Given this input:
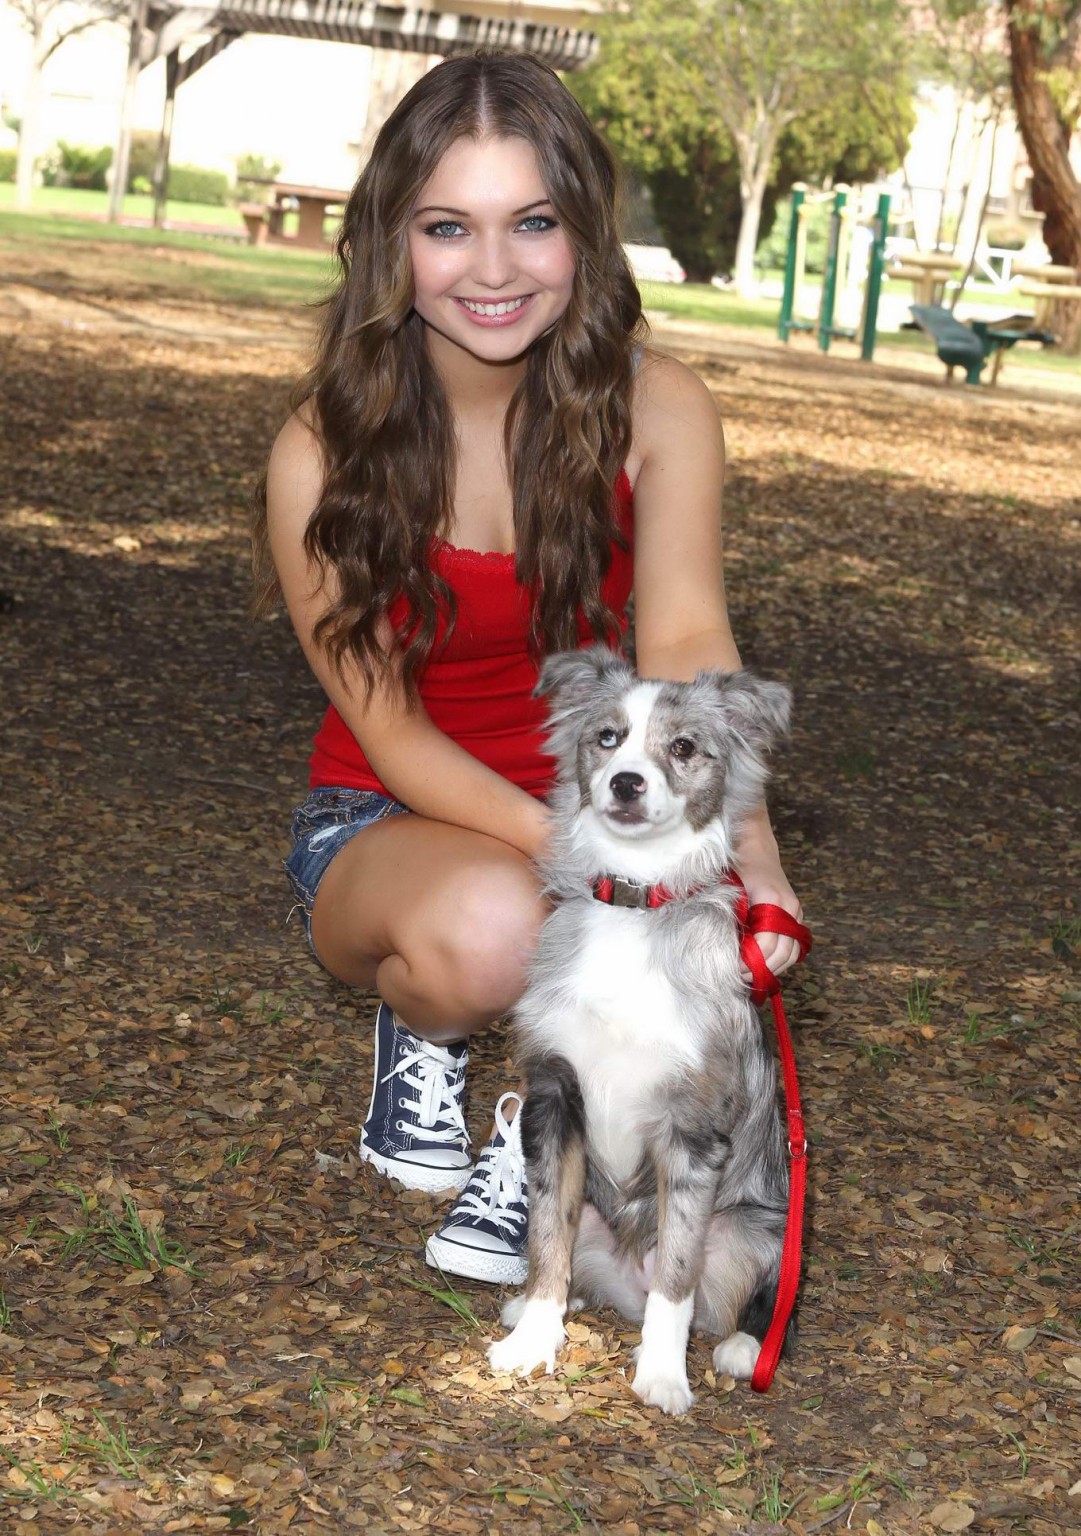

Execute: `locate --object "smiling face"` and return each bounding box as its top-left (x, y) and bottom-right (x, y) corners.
top-left (407, 135), bottom-right (577, 365)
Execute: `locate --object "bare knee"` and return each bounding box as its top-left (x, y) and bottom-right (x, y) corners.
top-left (419, 863), bottom-right (545, 1019)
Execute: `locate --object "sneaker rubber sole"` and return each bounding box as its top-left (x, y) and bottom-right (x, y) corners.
top-left (424, 1232), bottom-right (529, 1285)
top-left (359, 1139), bottom-right (473, 1195)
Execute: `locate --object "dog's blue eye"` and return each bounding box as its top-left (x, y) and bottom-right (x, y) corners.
top-left (598, 729), bottom-right (619, 749)
top-left (671, 737), bottom-right (696, 760)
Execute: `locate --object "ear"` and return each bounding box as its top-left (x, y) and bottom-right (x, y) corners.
top-left (697, 668), bottom-right (792, 751)
top-left (534, 645), bottom-right (633, 707)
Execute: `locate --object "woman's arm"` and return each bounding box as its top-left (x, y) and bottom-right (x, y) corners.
top-left (265, 411), bottom-right (550, 860)
top-left (629, 354), bottom-right (804, 974)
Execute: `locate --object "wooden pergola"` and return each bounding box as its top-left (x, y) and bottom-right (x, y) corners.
top-left (109, 0), bottom-right (600, 224)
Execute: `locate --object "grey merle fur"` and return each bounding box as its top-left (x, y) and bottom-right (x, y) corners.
top-left (494, 647), bottom-right (796, 1401)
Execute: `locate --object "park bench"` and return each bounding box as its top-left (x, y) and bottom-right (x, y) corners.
top-left (909, 303), bottom-right (1055, 385)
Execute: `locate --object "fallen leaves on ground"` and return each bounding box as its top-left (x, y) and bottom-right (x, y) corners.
top-left (0, 235), bottom-right (1078, 1534)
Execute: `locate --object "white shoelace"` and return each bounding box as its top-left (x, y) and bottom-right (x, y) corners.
top-left (453, 1092), bottom-right (526, 1236)
top-left (382, 1034), bottom-right (469, 1146)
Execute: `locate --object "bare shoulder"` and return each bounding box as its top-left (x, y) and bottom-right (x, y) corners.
top-left (631, 349), bottom-right (723, 461)
top-left (626, 349), bottom-right (724, 494)
top-left (266, 402), bottom-right (326, 532)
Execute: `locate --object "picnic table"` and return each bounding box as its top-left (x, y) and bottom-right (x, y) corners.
top-left (909, 304), bottom-right (1056, 384)
top-left (239, 182), bottom-right (351, 250)
top-left (1010, 261), bottom-right (1081, 329)
top-left (886, 251), bottom-right (962, 306)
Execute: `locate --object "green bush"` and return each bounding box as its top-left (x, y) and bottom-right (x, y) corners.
top-left (126, 130), bottom-right (160, 191)
top-left (757, 195), bottom-right (831, 276)
top-left (166, 163), bottom-right (230, 205)
top-left (984, 221), bottom-right (1028, 252)
top-left (43, 141), bottom-right (113, 191)
top-left (234, 152), bottom-right (281, 205)
top-left (0, 149), bottom-right (15, 183)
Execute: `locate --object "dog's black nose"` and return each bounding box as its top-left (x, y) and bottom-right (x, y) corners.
top-left (610, 771), bottom-right (646, 802)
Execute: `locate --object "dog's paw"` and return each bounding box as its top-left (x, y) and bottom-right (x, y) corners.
top-left (712, 1331), bottom-right (760, 1380)
top-left (499, 1293), bottom-right (528, 1329)
top-left (631, 1355), bottom-right (694, 1416)
top-left (487, 1298), bottom-right (565, 1376)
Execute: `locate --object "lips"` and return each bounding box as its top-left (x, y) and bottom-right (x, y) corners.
top-left (453, 294), bottom-right (535, 325)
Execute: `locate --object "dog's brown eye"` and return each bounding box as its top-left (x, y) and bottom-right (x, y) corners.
top-left (598, 728), bottom-right (619, 749)
top-left (671, 737), bottom-right (696, 760)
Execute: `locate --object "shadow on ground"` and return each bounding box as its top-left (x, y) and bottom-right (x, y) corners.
top-left (1, 285), bottom-right (1078, 1534)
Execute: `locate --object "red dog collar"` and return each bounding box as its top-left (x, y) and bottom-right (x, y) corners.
top-left (590, 875), bottom-right (680, 909)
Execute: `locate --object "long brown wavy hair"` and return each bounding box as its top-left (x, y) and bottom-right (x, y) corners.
top-left (251, 48), bottom-right (646, 699)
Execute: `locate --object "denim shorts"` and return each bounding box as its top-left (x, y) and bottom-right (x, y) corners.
top-left (284, 786), bottom-right (410, 952)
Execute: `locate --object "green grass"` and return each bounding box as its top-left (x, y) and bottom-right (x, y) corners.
top-left (0, 1450), bottom-right (77, 1507)
top-left (639, 277), bottom-right (778, 330)
top-left (57, 1187), bottom-right (198, 1273)
top-left (0, 182), bottom-right (249, 230)
top-left (2, 199), bottom-right (1075, 376)
top-left (401, 1270), bottom-right (483, 1332)
top-left (640, 273), bottom-right (1079, 376)
top-left (906, 978), bottom-right (934, 1027)
top-left (1051, 913), bottom-right (1081, 959)
top-left (0, 1290), bottom-right (11, 1332)
top-left (69, 1410), bottom-right (160, 1478)
top-left (0, 205), bottom-right (337, 307)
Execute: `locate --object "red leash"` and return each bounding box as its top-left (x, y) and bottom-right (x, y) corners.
top-left (590, 869), bottom-right (812, 1391)
top-left (726, 876), bottom-right (812, 1393)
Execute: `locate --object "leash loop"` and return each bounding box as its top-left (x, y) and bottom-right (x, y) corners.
top-left (724, 873), bottom-right (812, 1393)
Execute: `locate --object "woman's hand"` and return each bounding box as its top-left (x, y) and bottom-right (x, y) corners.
top-left (733, 822), bottom-right (805, 984)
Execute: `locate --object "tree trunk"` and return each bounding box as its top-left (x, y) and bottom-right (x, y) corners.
top-left (1006, 0), bottom-right (1081, 349)
top-left (733, 155), bottom-right (772, 299)
top-left (15, 45), bottom-right (45, 212)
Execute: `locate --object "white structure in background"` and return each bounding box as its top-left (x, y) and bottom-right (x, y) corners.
top-left (891, 79), bottom-right (1081, 266)
top-left (0, 0), bottom-right (597, 190)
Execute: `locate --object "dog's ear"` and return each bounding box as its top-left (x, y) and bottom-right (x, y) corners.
top-left (535, 646), bottom-right (633, 707)
top-left (696, 669), bottom-right (791, 751)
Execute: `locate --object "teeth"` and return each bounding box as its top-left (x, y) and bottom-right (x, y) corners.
top-left (460, 296), bottom-right (529, 317)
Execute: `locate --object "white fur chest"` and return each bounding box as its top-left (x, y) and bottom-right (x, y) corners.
top-left (541, 904), bottom-right (701, 1184)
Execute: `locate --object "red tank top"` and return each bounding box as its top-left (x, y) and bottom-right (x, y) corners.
top-left (309, 468), bottom-right (635, 799)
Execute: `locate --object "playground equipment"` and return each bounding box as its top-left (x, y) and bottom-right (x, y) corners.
top-left (910, 305), bottom-right (1055, 385)
top-left (778, 184), bottom-right (891, 360)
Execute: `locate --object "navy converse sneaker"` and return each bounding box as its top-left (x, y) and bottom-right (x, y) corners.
top-left (359, 1003), bottom-right (473, 1194)
top-left (424, 1092), bottom-right (528, 1284)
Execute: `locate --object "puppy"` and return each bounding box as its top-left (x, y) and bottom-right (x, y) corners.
top-left (487, 647), bottom-right (793, 1415)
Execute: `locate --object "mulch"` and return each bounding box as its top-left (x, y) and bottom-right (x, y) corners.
top-left (0, 244), bottom-right (1079, 1535)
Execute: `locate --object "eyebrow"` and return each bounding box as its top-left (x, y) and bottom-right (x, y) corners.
top-left (413, 198), bottom-right (554, 218)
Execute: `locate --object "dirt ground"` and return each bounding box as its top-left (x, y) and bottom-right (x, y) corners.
top-left (1, 242), bottom-right (1079, 1536)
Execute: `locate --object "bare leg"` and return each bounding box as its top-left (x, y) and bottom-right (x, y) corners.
top-left (310, 814), bottom-right (546, 1041)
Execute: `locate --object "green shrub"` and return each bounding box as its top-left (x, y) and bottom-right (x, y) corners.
top-left (234, 152), bottom-right (281, 205)
top-left (166, 163), bottom-right (230, 205)
top-left (0, 149), bottom-right (15, 183)
top-left (757, 195), bottom-right (831, 276)
top-left (984, 221), bottom-right (1028, 252)
top-left (44, 141), bottom-right (113, 190)
top-left (126, 130), bottom-right (160, 190)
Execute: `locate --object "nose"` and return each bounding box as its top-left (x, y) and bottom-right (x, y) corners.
top-left (472, 231), bottom-right (516, 290)
top-left (610, 771), bottom-right (646, 803)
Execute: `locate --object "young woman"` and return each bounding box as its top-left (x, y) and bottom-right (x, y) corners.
top-left (253, 50), bottom-right (802, 1287)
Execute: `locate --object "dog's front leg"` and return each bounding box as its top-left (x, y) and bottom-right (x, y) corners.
top-left (487, 1056), bottom-right (586, 1377)
top-left (631, 1128), bottom-right (723, 1416)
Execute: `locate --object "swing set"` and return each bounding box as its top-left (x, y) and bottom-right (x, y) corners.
top-left (777, 184), bottom-right (892, 361)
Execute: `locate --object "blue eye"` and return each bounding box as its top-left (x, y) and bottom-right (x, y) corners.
top-left (424, 220), bottom-right (465, 239)
top-left (519, 215), bottom-right (557, 233)
top-left (598, 728), bottom-right (619, 749)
